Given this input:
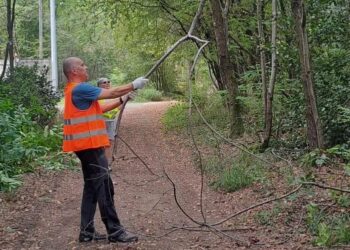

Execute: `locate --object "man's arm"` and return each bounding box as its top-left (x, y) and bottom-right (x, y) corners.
top-left (98, 83), bottom-right (133, 100)
top-left (99, 98), bottom-right (123, 113)
top-left (98, 77), bottom-right (148, 100)
top-left (100, 91), bottom-right (137, 113)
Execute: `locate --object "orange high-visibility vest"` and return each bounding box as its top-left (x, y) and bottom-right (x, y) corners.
top-left (63, 82), bottom-right (110, 152)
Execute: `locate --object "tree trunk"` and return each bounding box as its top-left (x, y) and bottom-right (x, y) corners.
top-left (291, 0), bottom-right (324, 149)
top-left (210, 0), bottom-right (243, 138)
top-left (8, 0), bottom-right (16, 70)
top-left (1, 0), bottom-right (16, 80)
top-left (257, 0), bottom-right (267, 135)
top-left (261, 0), bottom-right (278, 149)
top-left (0, 45), bottom-right (9, 80)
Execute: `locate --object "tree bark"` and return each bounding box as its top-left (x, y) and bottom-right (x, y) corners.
top-left (0, 0), bottom-right (16, 80)
top-left (261, 0), bottom-right (278, 149)
top-left (291, 0), bottom-right (324, 149)
top-left (257, 0), bottom-right (267, 135)
top-left (210, 0), bottom-right (243, 138)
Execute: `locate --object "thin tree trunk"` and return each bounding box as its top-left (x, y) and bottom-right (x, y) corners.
top-left (1, 0), bottom-right (16, 78)
top-left (262, 0), bottom-right (278, 149)
top-left (257, 0), bottom-right (267, 131)
top-left (291, 0), bottom-right (324, 149)
top-left (8, 0), bottom-right (16, 70)
top-left (0, 0), bottom-right (16, 80)
top-left (210, 0), bottom-right (243, 138)
top-left (0, 45), bottom-right (9, 80)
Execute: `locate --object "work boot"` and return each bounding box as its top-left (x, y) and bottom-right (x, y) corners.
top-left (108, 229), bottom-right (138, 243)
top-left (79, 231), bottom-right (106, 242)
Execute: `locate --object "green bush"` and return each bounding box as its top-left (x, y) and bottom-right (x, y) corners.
top-left (161, 102), bottom-right (189, 131)
top-left (306, 203), bottom-right (350, 247)
top-left (0, 64), bottom-right (60, 126)
top-left (0, 106), bottom-right (65, 191)
top-left (162, 86), bottom-right (230, 133)
top-left (137, 88), bottom-right (163, 102)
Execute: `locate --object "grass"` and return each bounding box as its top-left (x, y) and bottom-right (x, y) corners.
top-left (206, 153), bottom-right (266, 192)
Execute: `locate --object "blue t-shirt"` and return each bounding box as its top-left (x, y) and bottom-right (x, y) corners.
top-left (72, 83), bottom-right (102, 110)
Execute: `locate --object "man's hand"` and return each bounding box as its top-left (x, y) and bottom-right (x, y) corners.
top-left (128, 91), bottom-right (138, 100)
top-left (132, 77), bottom-right (148, 90)
top-left (121, 91), bottom-right (137, 103)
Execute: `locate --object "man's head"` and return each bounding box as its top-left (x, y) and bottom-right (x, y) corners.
top-left (63, 57), bottom-right (88, 82)
top-left (97, 78), bottom-right (111, 89)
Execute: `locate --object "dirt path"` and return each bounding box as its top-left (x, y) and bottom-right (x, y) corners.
top-left (1, 101), bottom-right (312, 250)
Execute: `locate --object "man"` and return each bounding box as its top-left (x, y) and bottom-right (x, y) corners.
top-left (62, 57), bottom-right (148, 243)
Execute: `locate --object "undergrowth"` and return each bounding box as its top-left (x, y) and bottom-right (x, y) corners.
top-left (205, 153), bottom-right (266, 192)
top-left (161, 81), bottom-right (350, 248)
top-left (307, 203), bottom-right (350, 247)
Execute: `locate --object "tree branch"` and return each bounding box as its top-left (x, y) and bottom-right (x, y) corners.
top-left (210, 185), bottom-right (303, 226)
top-left (302, 182), bottom-right (350, 193)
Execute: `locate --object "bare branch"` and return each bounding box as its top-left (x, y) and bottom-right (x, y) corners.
top-left (302, 182), bottom-right (350, 193)
top-left (188, 0), bottom-right (206, 34)
top-left (163, 169), bottom-right (203, 226)
top-left (112, 0), bottom-right (208, 166)
top-left (116, 135), bottom-right (160, 177)
top-left (192, 101), bottom-right (280, 168)
top-left (145, 35), bottom-right (189, 78)
top-left (210, 185), bottom-right (303, 226)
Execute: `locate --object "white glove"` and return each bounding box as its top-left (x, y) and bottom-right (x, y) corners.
top-left (128, 91), bottom-right (138, 100)
top-left (121, 91), bottom-right (137, 102)
top-left (132, 76), bottom-right (148, 90)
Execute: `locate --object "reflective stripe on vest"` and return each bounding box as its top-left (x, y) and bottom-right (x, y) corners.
top-left (64, 128), bottom-right (108, 140)
top-left (64, 114), bottom-right (104, 125)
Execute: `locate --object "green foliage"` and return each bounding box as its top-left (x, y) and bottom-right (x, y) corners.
top-left (210, 153), bottom-right (265, 192)
top-left (301, 150), bottom-right (330, 168)
top-left (0, 104), bottom-right (71, 191)
top-left (162, 103), bottom-right (189, 131)
top-left (212, 164), bottom-right (254, 192)
top-left (306, 203), bottom-right (324, 235)
top-left (306, 203), bottom-right (350, 247)
top-left (301, 145), bottom-right (350, 175)
top-left (136, 88), bottom-right (163, 102)
top-left (254, 204), bottom-right (282, 226)
top-left (0, 171), bottom-right (22, 192)
top-left (14, 0), bottom-right (51, 58)
top-left (330, 191), bottom-right (350, 208)
top-left (35, 152), bottom-right (79, 171)
top-left (308, 0), bottom-right (350, 146)
top-left (238, 70), bottom-right (264, 133)
top-left (0, 65), bottom-right (59, 126)
top-left (326, 144), bottom-right (350, 163)
top-left (162, 83), bottom-right (230, 134)
top-left (313, 49), bottom-right (350, 146)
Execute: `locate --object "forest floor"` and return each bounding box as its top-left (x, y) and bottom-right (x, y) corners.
top-left (0, 101), bottom-right (340, 250)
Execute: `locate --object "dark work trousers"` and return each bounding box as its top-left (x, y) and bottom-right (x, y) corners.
top-left (75, 147), bottom-right (122, 234)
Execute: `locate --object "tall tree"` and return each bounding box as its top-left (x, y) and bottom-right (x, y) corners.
top-left (291, 0), bottom-right (323, 149)
top-left (210, 0), bottom-right (243, 137)
top-left (0, 0), bottom-right (16, 80)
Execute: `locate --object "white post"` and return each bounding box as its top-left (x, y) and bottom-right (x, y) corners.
top-left (50, 0), bottom-right (58, 91)
top-left (38, 0), bottom-right (43, 59)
